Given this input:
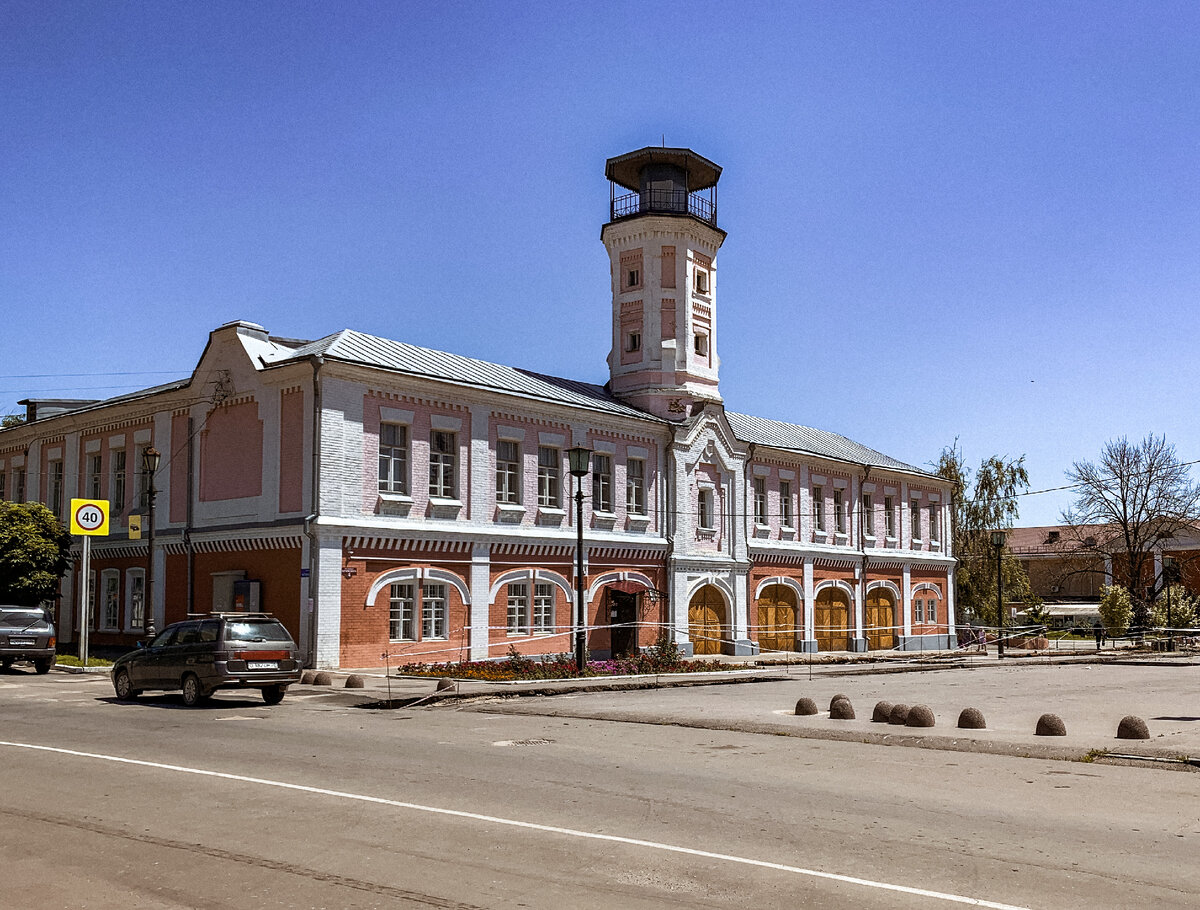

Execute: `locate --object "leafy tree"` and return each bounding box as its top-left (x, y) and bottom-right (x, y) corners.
top-left (1, 415), bottom-right (25, 428)
top-left (936, 441), bottom-right (1031, 625)
top-left (1149, 584), bottom-right (1197, 630)
top-left (1063, 435), bottom-right (1200, 626)
top-left (1098, 584), bottom-right (1132, 636)
top-left (0, 502), bottom-right (71, 606)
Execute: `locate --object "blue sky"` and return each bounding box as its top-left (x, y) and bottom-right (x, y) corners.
top-left (3, 1), bottom-right (1198, 526)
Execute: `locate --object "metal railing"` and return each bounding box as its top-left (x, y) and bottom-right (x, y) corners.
top-left (611, 189), bottom-right (717, 226)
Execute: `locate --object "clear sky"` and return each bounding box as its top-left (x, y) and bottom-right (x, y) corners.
top-left (3, 1), bottom-right (1198, 527)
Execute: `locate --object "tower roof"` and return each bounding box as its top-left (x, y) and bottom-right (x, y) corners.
top-left (605, 147), bottom-right (722, 192)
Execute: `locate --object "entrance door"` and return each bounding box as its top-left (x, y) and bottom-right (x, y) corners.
top-left (814, 588), bottom-right (850, 652)
top-left (608, 590), bottom-right (638, 658)
top-left (688, 585), bottom-right (726, 655)
top-left (865, 589), bottom-right (897, 651)
top-left (756, 584), bottom-right (798, 652)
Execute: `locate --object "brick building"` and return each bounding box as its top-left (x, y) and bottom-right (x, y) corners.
top-left (0, 147), bottom-right (956, 667)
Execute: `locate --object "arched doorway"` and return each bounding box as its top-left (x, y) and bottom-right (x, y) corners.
top-left (865, 588), bottom-right (897, 651)
top-left (756, 584), bottom-right (798, 652)
top-left (814, 587), bottom-right (850, 652)
top-left (688, 585), bottom-right (727, 655)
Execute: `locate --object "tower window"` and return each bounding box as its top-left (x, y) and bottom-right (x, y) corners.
top-left (626, 268), bottom-right (640, 289)
top-left (695, 269), bottom-right (709, 294)
top-left (694, 333), bottom-right (708, 356)
top-left (626, 332), bottom-right (641, 353)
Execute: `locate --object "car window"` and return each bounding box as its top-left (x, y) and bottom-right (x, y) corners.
top-left (176, 624), bottom-right (201, 645)
top-left (198, 621), bottom-right (219, 643)
top-left (150, 627), bottom-right (178, 648)
top-left (224, 620), bottom-right (292, 643)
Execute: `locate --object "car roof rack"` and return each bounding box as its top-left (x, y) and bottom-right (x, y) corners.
top-left (185, 612), bottom-right (277, 619)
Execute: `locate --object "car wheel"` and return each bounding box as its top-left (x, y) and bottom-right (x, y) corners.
top-left (34, 657), bottom-right (54, 674)
top-left (181, 673), bottom-right (205, 707)
top-left (0, 657), bottom-right (12, 670)
top-left (261, 685), bottom-right (286, 706)
top-left (114, 669), bottom-right (140, 700)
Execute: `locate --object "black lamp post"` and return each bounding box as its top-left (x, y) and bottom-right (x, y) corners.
top-left (142, 446), bottom-right (161, 639)
top-left (991, 530), bottom-right (1006, 658)
top-left (1164, 557), bottom-right (1178, 651)
top-left (566, 446), bottom-right (592, 675)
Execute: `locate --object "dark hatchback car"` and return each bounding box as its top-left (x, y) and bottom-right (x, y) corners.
top-left (111, 613), bottom-right (302, 706)
top-left (0, 605), bottom-right (56, 673)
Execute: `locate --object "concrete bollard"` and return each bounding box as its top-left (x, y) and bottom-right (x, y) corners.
top-left (435, 677), bottom-right (456, 692)
top-left (345, 675), bottom-right (365, 689)
top-left (829, 694), bottom-right (850, 711)
top-left (829, 698), bottom-right (855, 720)
top-left (794, 697), bottom-right (819, 716)
top-left (312, 672), bottom-right (333, 687)
top-left (1116, 715), bottom-right (1150, 740)
top-left (871, 701), bottom-right (893, 723)
top-left (1035, 713), bottom-right (1067, 736)
top-left (957, 707), bottom-right (987, 729)
top-left (887, 703), bottom-right (910, 725)
top-left (300, 671), bottom-right (316, 685)
top-left (906, 705), bottom-right (935, 728)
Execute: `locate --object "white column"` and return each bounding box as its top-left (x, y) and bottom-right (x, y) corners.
top-left (469, 544), bottom-right (491, 660)
top-left (945, 565), bottom-right (956, 638)
top-left (902, 563), bottom-right (912, 636)
top-left (803, 559), bottom-right (815, 639)
top-left (314, 534), bottom-right (343, 668)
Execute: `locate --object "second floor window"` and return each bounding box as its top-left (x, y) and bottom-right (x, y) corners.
top-left (929, 506), bottom-right (940, 540)
top-left (626, 458), bottom-right (646, 515)
top-left (48, 461), bottom-right (64, 517)
top-left (861, 493), bottom-right (873, 537)
top-left (697, 488), bottom-right (715, 530)
top-left (110, 450), bottom-right (126, 514)
top-left (537, 446), bottom-right (560, 508)
top-left (429, 431), bottom-right (456, 499)
top-left (812, 486), bottom-right (825, 532)
top-left (884, 495), bottom-right (896, 537)
top-left (0, 471), bottom-right (5, 500)
top-left (88, 454), bottom-right (102, 499)
top-left (780, 481), bottom-right (793, 527)
top-left (593, 454), bottom-right (613, 513)
top-left (911, 499), bottom-right (922, 541)
top-left (834, 489), bottom-right (846, 534)
top-left (753, 477), bottom-right (767, 525)
top-left (379, 424), bottom-right (409, 494)
top-left (13, 468), bottom-right (25, 503)
top-left (496, 440), bottom-right (520, 504)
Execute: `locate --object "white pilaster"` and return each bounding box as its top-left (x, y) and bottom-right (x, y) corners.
top-left (469, 544), bottom-right (491, 660)
top-left (902, 563), bottom-right (912, 636)
top-left (315, 534), bottom-right (343, 668)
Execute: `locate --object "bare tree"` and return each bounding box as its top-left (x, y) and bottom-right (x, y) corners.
top-left (1063, 435), bottom-right (1200, 625)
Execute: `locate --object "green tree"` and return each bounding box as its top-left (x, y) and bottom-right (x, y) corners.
top-left (1, 415), bottom-right (25, 428)
top-left (1098, 584), bottom-right (1132, 636)
top-left (936, 442), bottom-right (1031, 626)
top-left (0, 502), bottom-right (72, 605)
top-left (1149, 584), bottom-right (1197, 630)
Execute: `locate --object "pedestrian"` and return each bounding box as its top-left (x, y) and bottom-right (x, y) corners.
top-left (1093, 621), bottom-right (1103, 650)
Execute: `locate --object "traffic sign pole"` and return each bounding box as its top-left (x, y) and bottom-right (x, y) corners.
top-left (80, 535), bottom-right (91, 667)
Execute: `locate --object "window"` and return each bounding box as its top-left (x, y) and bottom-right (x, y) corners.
top-left (429, 431), bottom-right (456, 499)
top-left (780, 481), bottom-right (793, 527)
top-left (753, 477), bottom-right (767, 525)
top-left (593, 454), bottom-right (613, 513)
top-left (127, 570), bottom-right (145, 630)
top-left (926, 599), bottom-right (938, 623)
top-left (506, 583), bottom-right (529, 634)
top-left (537, 446), bottom-right (560, 508)
top-left (834, 489), bottom-right (846, 534)
top-left (101, 570), bottom-right (120, 631)
top-left (697, 488), bottom-right (715, 530)
top-left (496, 440), bottom-right (520, 504)
top-left (421, 584), bottom-right (447, 639)
top-left (695, 269), bottom-right (709, 294)
top-left (88, 454), bottom-right (102, 499)
top-left (910, 499), bottom-right (922, 541)
top-left (929, 506), bottom-right (940, 540)
top-left (13, 468), bottom-right (25, 503)
top-left (48, 460), bottom-right (63, 518)
top-left (884, 495), bottom-right (896, 537)
top-left (626, 332), bottom-right (641, 353)
top-left (812, 486), bottom-right (825, 532)
top-left (389, 583), bottom-right (415, 640)
top-left (626, 458), bottom-right (646, 515)
top-left (627, 268), bottom-right (640, 288)
top-left (533, 583), bottom-right (554, 632)
top-left (861, 493), bottom-right (873, 537)
top-left (914, 598), bottom-right (924, 623)
top-left (379, 424), bottom-right (409, 494)
top-left (694, 333), bottom-right (708, 356)
top-left (110, 449), bottom-right (126, 515)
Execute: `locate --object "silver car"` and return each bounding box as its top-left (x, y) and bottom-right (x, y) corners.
top-left (0, 605), bottom-right (56, 674)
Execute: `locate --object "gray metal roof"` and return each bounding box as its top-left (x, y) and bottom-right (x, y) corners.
top-left (726, 411), bottom-right (934, 477)
top-left (270, 329), bottom-right (659, 422)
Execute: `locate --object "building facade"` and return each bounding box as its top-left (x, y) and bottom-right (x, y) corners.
top-left (0, 147), bottom-right (956, 668)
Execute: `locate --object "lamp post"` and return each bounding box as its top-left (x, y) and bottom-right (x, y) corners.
top-left (566, 446), bottom-right (592, 676)
top-left (1164, 557), bottom-right (1178, 652)
top-left (991, 530), bottom-right (1006, 658)
top-left (142, 446), bottom-right (161, 639)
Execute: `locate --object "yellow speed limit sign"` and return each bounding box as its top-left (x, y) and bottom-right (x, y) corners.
top-left (70, 499), bottom-right (110, 536)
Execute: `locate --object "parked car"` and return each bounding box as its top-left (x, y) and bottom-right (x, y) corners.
top-left (111, 613), bottom-right (302, 706)
top-left (0, 604), bottom-right (56, 673)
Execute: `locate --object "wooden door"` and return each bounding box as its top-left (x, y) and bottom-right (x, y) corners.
top-left (608, 590), bottom-right (638, 658)
top-left (756, 584), bottom-right (798, 652)
top-left (688, 585), bottom-right (726, 655)
top-left (814, 588), bottom-right (850, 652)
top-left (865, 589), bottom-right (897, 651)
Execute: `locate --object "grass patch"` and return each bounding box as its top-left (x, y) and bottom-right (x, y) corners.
top-left (1079, 748), bottom-right (1109, 763)
top-left (55, 655), bottom-right (113, 668)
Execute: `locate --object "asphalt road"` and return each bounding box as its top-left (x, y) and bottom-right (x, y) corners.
top-left (1, 668), bottom-right (1198, 909)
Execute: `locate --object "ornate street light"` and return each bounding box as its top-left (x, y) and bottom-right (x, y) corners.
top-left (566, 446), bottom-right (592, 675)
top-left (141, 446), bottom-right (161, 639)
top-left (991, 529), bottom-right (1006, 658)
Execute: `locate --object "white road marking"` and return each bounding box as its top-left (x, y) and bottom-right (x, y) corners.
top-left (0, 739), bottom-right (1029, 909)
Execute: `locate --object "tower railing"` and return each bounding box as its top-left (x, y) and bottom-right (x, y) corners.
top-left (610, 189), bottom-right (717, 226)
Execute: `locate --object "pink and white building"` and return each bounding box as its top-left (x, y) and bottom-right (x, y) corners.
top-left (0, 146), bottom-right (956, 667)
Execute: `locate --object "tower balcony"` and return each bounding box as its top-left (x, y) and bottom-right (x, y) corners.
top-left (610, 188), bottom-right (718, 227)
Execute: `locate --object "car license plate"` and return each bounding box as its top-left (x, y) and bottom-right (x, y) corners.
top-left (247, 661), bottom-right (278, 670)
top-left (9, 638), bottom-right (35, 646)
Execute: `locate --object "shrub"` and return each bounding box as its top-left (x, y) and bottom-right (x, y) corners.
top-left (1098, 585), bottom-right (1132, 636)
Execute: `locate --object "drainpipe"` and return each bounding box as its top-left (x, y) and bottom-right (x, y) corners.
top-left (860, 464), bottom-right (871, 648)
top-left (185, 416), bottom-right (195, 614)
top-left (304, 354), bottom-right (323, 667)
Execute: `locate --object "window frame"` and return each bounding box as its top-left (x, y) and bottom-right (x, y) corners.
top-left (100, 568), bottom-right (120, 632)
top-left (428, 430), bottom-right (457, 500)
top-left (495, 439), bottom-right (521, 505)
top-left (110, 449), bottom-right (126, 515)
top-left (379, 423), bottom-right (410, 495)
top-left (833, 488), bottom-right (846, 534)
top-left (626, 457), bottom-right (646, 515)
top-left (533, 583), bottom-right (555, 633)
top-left (88, 454), bottom-right (102, 499)
top-left (910, 498), bottom-right (922, 542)
top-left (697, 487), bottom-right (715, 531)
top-left (537, 446), bottom-right (561, 508)
top-left (506, 582), bottom-right (530, 635)
top-left (125, 568), bottom-right (145, 632)
top-left (421, 583), bottom-right (447, 640)
top-left (389, 582), bottom-right (416, 641)
top-left (861, 493), bottom-right (874, 538)
top-left (884, 495), bottom-right (896, 538)
top-left (752, 476), bottom-right (767, 526)
top-left (592, 453), bottom-right (614, 513)
top-left (779, 480), bottom-right (793, 528)
top-left (812, 485), bottom-right (825, 533)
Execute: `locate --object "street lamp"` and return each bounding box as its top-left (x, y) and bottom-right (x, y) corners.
top-left (1164, 557), bottom-right (1179, 652)
top-left (141, 446), bottom-right (161, 639)
top-left (990, 530), bottom-right (1006, 658)
top-left (566, 445), bottom-right (592, 675)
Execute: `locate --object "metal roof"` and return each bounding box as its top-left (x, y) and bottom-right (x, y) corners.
top-left (726, 411), bottom-right (934, 477)
top-left (269, 330), bottom-right (660, 422)
top-left (605, 147), bottom-right (722, 192)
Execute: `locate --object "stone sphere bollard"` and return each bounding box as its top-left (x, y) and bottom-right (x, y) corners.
top-left (1035, 713), bottom-right (1067, 736)
top-left (1116, 715), bottom-right (1150, 740)
top-left (345, 675), bottom-right (365, 689)
top-left (957, 707), bottom-right (987, 729)
top-left (794, 697), bottom-right (819, 716)
top-left (829, 698), bottom-right (855, 720)
top-left (887, 703), bottom-right (910, 725)
top-left (829, 694), bottom-right (850, 711)
top-left (312, 672), bottom-right (333, 687)
top-left (906, 705), bottom-right (936, 728)
top-left (435, 677), bottom-right (457, 691)
top-left (300, 671), bottom-right (316, 685)
top-left (871, 701), bottom-right (893, 723)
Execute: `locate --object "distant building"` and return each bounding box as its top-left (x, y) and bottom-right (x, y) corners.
top-left (0, 147), bottom-right (956, 667)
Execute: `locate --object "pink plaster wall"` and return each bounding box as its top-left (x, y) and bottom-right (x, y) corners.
top-left (199, 401), bottom-right (263, 502)
top-left (278, 388), bottom-right (305, 513)
top-left (169, 414), bottom-right (189, 523)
